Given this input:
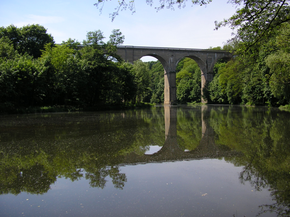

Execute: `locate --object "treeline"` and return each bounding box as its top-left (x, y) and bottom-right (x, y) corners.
top-left (0, 23), bottom-right (203, 113)
top-left (0, 25), bottom-right (144, 113)
top-left (203, 22), bottom-right (290, 106)
top-left (1, 20), bottom-right (290, 111)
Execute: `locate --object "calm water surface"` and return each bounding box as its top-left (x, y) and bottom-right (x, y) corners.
top-left (0, 105), bottom-right (290, 217)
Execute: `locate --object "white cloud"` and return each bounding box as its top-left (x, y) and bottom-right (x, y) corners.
top-left (14, 14), bottom-right (64, 27)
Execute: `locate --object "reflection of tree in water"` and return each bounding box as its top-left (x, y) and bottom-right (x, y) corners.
top-left (176, 107), bottom-right (202, 151)
top-left (0, 106), bottom-right (241, 194)
top-left (1, 103), bottom-right (290, 217)
top-left (237, 142), bottom-right (290, 217)
top-left (212, 106), bottom-right (290, 216)
top-left (0, 164), bottom-right (56, 195)
top-left (239, 160), bottom-right (290, 217)
top-left (0, 109), bottom-right (165, 194)
top-left (85, 166), bottom-right (127, 190)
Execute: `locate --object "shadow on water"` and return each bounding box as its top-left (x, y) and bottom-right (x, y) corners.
top-left (0, 105), bottom-right (290, 216)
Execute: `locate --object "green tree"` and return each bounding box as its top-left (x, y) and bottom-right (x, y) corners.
top-left (176, 58), bottom-right (201, 103)
top-left (108, 29), bottom-right (125, 46)
top-left (207, 62), bottom-right (228, 104)
top-left (0, 37), bottom-right (16, 60)
top-left (61, 38), bottom-right (81, 50)
top-left (218, 59), bottom-right (243, 104)
top-left (117, 62), bottom-right (137, 103)
top-left (0, 55), bottom-right (50, 108)
top-left (265, 23), bottom-right (290, 104)
top-left (0, 25), bottom-right (21, 52)
top-left (0, 27), bottom-right (137, 111)
top-left (0, 24), bottom-right (54, 58)
top-left (177, 79), bottom-right (194, 103)
top-left (79, 29), bottom-right (135, 106)
top-left (83, 30), bottom-right (105, 46)
top-left (40, 43), bottom-right (82, 105)
top-left (132, 60), bottom-right (151, 103)
top-left (147, 61), bottom-right (164, 104)
top-left (19, 24), bottom-right (55, 58)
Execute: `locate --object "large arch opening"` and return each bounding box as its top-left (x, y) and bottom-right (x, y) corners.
top-left (140, 56), bottom-right (158, 62)
top-left (174, 57), bottom-right (203, 104)
top-left (137, 53), bottom-right (175, 105)
top-left (130, 55), bottom-right (165, 104)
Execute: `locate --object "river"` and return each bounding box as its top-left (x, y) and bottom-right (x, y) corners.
top-left (0, 105), bottom-right (289, 217)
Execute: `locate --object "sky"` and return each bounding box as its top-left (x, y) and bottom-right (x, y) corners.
top-left (0, 0), bottom-right (237, 61)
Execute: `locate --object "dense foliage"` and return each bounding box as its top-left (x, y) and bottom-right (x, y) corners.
top-left (0, 24), bottom-right (54, 58)
top-left (0, 25), bottom-right (139, 113)
top-left (205, 22), bottom-right (290, 106)
top-left (176, 58), bottom-right (201, 103)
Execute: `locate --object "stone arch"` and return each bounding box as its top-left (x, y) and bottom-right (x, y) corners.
top-left (184, 55), bottom-right (206, 72)
top-left (130, 52), bottom-right (177, 105)
top-left (134, 53), bottom-right (167, 68)
top-left (116, 46), bottom-right (232, 104)
top-left (175, 55), bottom-right (207, 103)
top-left (126, 52), bottom-right (175, 104)
top-left (176, 55), bottom-right (206, 69)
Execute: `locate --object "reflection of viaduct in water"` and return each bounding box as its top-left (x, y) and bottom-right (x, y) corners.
top-left (121, 106), bottom-right (241, 165)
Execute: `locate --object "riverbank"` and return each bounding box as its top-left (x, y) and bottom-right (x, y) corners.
top-left (0, 102), bottom-right (154, 115)
top-left (2, 102), bottom-right (289, 115)
top-left (279, 104), bottom-right (290, 112)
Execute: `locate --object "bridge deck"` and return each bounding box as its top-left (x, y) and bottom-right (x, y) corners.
top-left (117, 45), bottom-right (230, 53)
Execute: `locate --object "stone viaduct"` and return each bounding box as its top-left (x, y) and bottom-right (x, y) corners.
top-left (116, 46), bottom-right (232, 104)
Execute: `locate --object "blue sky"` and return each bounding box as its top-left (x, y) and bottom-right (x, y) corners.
top-left (0, 0), bottom-right (237, 60)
